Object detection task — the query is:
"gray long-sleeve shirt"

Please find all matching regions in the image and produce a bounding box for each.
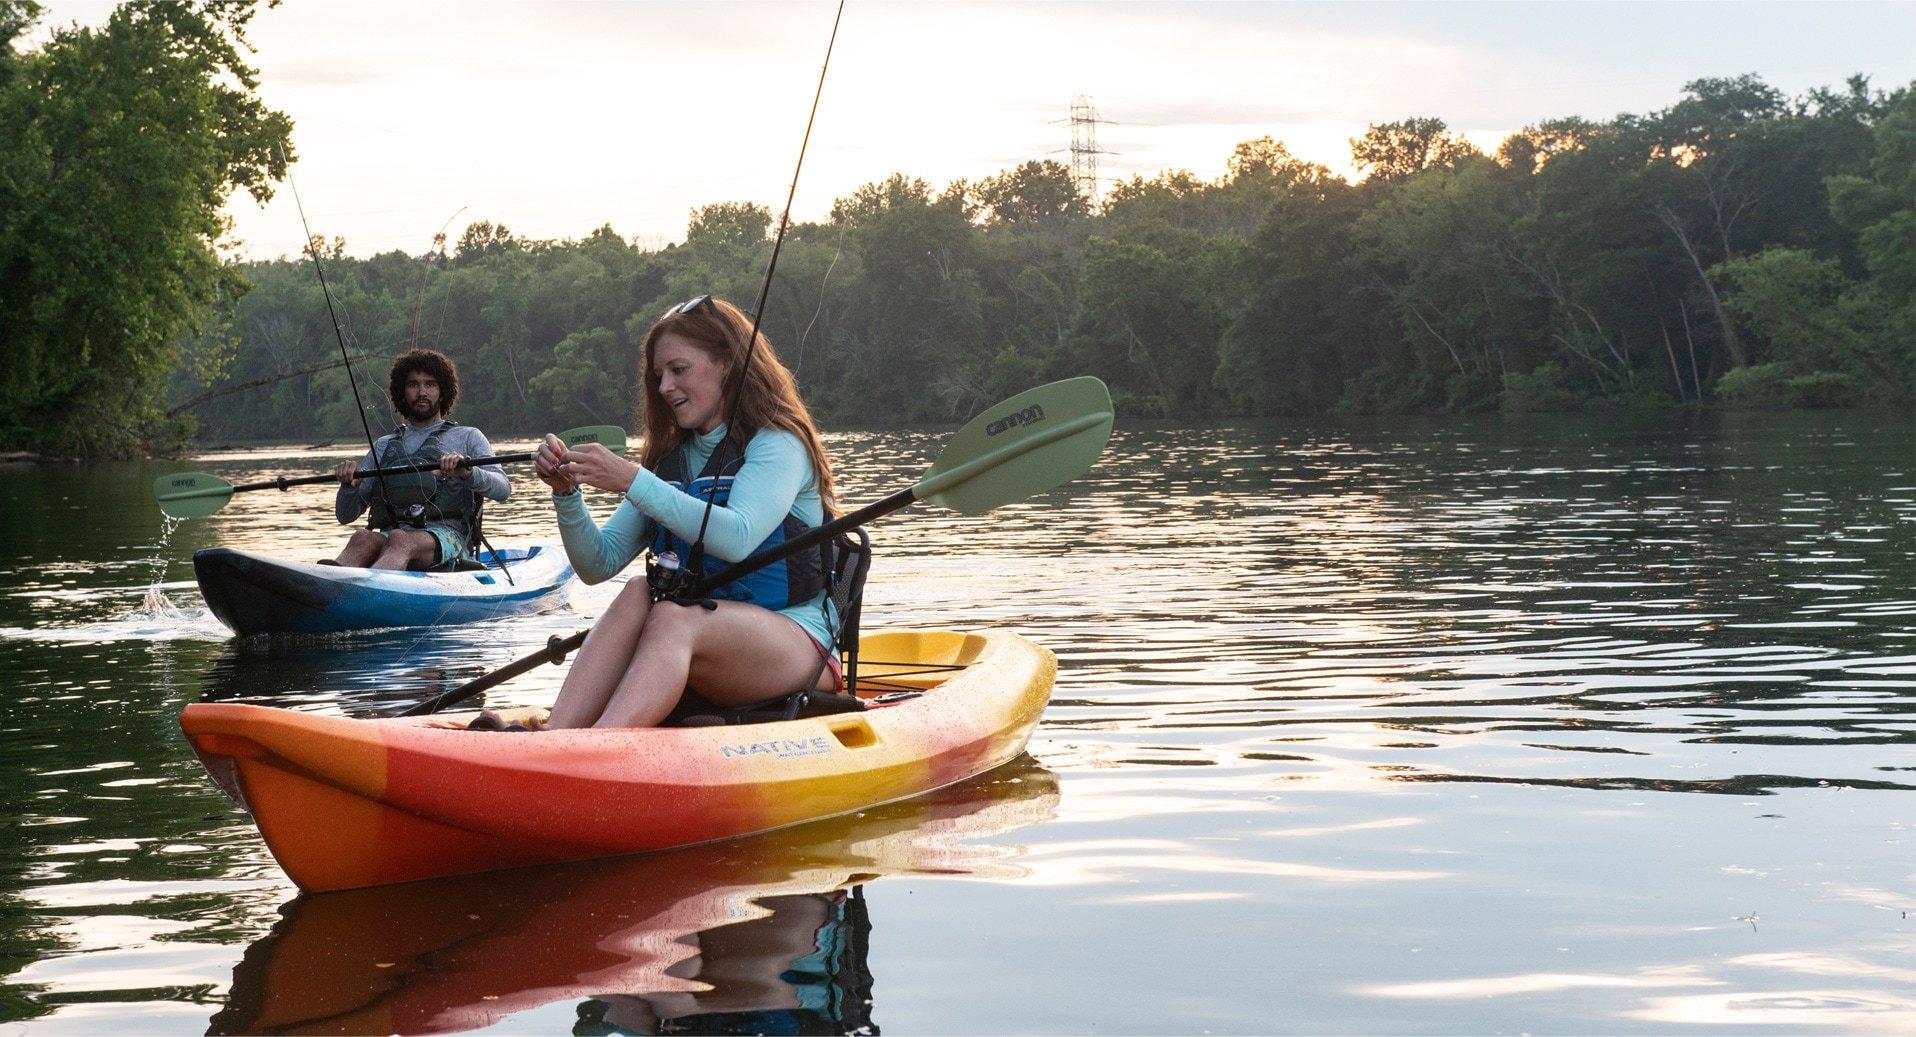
[335,420,511,525]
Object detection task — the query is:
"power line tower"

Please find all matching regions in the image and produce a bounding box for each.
[1058,95,1114,205]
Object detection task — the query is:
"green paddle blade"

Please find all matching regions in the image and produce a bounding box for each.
[914,376,1114,516]
[153,472,235,519]
[557,424,627,453]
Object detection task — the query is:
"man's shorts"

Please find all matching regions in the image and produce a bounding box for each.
[378,524,465,568]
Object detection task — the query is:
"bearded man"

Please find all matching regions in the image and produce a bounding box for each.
[329,349,510,570]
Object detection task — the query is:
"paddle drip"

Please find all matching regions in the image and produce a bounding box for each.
[123,512,203,630]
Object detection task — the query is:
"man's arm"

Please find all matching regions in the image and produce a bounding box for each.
[448,427,511,502]
[334,445,377,524]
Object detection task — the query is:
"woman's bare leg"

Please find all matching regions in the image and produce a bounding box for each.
[545,578,655,729]
[593,600,834,729]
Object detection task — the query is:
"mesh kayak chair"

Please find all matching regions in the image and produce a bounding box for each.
[665,528,872,727]
[446,496,490,572]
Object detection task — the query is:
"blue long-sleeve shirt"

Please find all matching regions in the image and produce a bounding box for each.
[552,424,837,650]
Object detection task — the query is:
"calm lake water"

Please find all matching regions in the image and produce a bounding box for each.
[2,412,1913,1034]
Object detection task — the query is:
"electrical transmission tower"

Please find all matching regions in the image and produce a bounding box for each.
[1057,95,1114,205]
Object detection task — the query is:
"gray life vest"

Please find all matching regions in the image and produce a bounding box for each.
[365,421,480,540]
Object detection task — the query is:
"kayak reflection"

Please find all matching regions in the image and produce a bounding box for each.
[209,760,1058,1036]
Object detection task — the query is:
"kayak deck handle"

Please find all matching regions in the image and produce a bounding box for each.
[827,715,878,750]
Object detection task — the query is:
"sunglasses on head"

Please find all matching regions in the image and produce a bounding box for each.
[663,294,714,319]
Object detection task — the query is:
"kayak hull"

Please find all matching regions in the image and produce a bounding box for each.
[181,629,1056,892]
[192,546,574,636]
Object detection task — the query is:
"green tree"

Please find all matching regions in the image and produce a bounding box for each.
[1716,247,1898,406]
[970,160,1087,228]
[0,0,292,456]
[1351,117,1480,183]
[1216,172,1380,414]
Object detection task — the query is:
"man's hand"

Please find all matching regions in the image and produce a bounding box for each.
[437,452,472,480]
[536,433,578,495]
[332,460,359,487]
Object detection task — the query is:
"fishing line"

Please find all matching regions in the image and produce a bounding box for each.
[409,205,467,350]
[282,154,402,529]
[793,219,851,378]
[680,0,846,574]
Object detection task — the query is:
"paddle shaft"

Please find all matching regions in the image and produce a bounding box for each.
[228,452,534,494]
[397,486,920,717]
[690,487,914,597]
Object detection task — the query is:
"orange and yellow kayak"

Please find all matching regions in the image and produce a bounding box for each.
[180,629,1056,892]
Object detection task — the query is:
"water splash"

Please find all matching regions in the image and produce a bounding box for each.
[105,512,225,638]
[134,514,187,618]
[0,513,227,642]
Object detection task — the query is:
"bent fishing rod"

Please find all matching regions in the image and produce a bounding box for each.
[282,155,405,533]
[661,0,846,600]
[409,0,852,716]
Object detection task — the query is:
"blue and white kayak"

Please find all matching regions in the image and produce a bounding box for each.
[192,545,574,636]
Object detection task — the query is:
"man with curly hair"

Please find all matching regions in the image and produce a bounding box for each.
[327,349,510,569]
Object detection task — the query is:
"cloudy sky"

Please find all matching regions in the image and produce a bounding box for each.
[35,1,1916,260]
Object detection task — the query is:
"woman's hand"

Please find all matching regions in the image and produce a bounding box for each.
[535,433,578,495]
[559,441,639,495]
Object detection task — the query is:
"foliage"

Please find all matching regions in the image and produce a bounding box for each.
[1351,117,1480,182]
[0,0,290,456]
[1713,364,1859,409]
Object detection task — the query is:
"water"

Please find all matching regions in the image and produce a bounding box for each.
[2,413,1914,1034]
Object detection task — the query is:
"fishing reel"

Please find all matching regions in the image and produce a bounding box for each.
[646,550,716,610]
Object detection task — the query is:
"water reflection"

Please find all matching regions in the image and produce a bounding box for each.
[208,762,1056,1036]
[5,415,1916,1032]
[196,629,507,717]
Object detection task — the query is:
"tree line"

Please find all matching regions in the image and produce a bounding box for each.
[5,1,1914,455]
[172,74,1916,446]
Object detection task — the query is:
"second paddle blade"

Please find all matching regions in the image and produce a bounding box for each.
[915,376,1115,516]
[557,425,628,453]
[153,472,235,519]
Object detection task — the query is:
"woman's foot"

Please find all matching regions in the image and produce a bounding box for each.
[467,706,550,731]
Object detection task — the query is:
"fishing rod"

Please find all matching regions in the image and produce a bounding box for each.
[282,155,405,532]
[662,0,846,600]
[405,2,849,715]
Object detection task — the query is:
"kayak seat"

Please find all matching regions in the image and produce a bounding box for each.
[449,557,487,572]
[665,528,872,728]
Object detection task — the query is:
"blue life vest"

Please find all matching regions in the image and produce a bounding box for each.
[650,433,829,611]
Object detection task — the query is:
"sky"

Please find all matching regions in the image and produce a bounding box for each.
[33,1,1916,261]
